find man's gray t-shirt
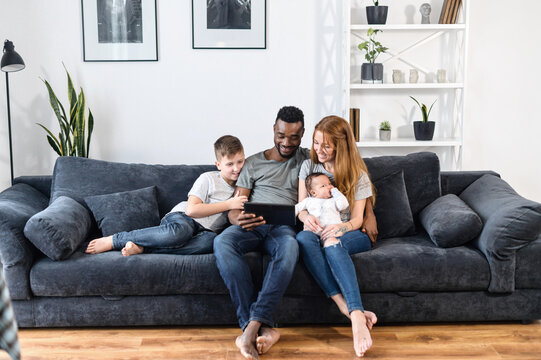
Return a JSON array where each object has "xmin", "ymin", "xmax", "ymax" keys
[
  {"xmin": 236, "ymin": 148, "xmax": 310, "ymax": 205},
  {"xmin": 170, "ymin": 171, "xmax": 235, "ymax": 232}
]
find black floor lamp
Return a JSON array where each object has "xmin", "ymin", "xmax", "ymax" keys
[{"xmin": 1, "ymin": 40, "xmax": 25, "ymax": 185}]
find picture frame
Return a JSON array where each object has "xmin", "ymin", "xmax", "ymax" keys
[
  {"xmin": 81, "ymin": 0, "xmax": 158, "ymax": 62},
  {"xmin": 192, "ymin": 0, "xmax": 266, "ymax": 49}
]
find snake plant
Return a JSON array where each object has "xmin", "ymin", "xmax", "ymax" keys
[
  {"xmin": 410, "ymin": 96, "xmax": 437, "ymax": 123},
  {"xmin": 38, "ymin": 65, "xmax": 94, "ymax": 157}
]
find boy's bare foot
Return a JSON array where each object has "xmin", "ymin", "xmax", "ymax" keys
[
  {"xmin": 235, "ymin": 333, "xmax": 259, "ymax": 360},
  {"xmin": 364, "ymin": 310, "xmax": 378, "ymax": 330},
  {"xmin": 351, "ymin": 310, "xmax": 373, "ymax": 357},
  {"xmin": 256, "ymin": 327, "xmax": 280, "ymax": 354},
  {"xmin": 121, "ymin": 241, "xmax": 144, "ymax": 256},
  {"xmin": 85, "ymin": 236, "xmax": 113, "ymax": 254}
]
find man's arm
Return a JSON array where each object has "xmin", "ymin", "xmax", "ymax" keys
[
  {"xmin": 362, "ymin": 199, "xmax": 378, "ymax": 244},
  {"xmin": 228, "ymin": 187, "xmax": 265, "ymax": 231}
]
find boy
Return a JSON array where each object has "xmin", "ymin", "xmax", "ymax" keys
[
  {"xmin": 85, "ymin": 135, "xmax": 247, "ymax": 256},
  {"xmin": 295, "ymin": 172, "xmax": 349, "ymax": 240}
]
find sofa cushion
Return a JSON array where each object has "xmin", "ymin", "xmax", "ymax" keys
[
  {"xmin": 372, "ymin": 170, "xmax": 415, "ymax": 239},
  {"xmin": 84, "ymin": 186, "xmax": 160, "ymax": 236},
  {"xmin": 364, "ymin": 152, "xmax": 441, "ymax": 217},
  {"xmin": 50, "ymin": 157, "xmax": 215, "ymax": 217},
  {"xmin": 460, "ymin": 174, "xmax": 541, "ymax": 293},
  {"xmin": 24, "ymin": 196, "xmax": 91, "ymax": 261},
  {"xmin": 29, "ymin": 251, "xmax": 263, "ymax": 297},
  {"xmin": 419, "ymin": 194, "xmax": 483, "ymax": 248},
  {"xmin": 285, "ymin": 233, "xmax": 491, "ymax": 296}
]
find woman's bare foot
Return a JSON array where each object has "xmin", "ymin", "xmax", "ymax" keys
[
  {"xmin": 351, "ymin": 310, "xmax": 373, "ymax": 357},
  {"xmin": 235, "ymin": 321, "xmax": 260, "ymax": 360},
  {"xmin": 364, "ymin": 310, "xmax": 378, "ymax": 330},
  {"xmin": 331, "ymin": 294, "xmax": 351, "ymax": 319},
  {"xmin": 121, "ymin": 241, "xmax": 144, "ymax": 256},
  {"xmin": 85, "ymin": 236, "xmax": 113, "ymax": 254},
  {"xmin": 256, "ymin": 326, "xmax": 280, "ymax": 354}
]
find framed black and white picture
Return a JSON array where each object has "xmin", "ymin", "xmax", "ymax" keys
[
  {"xmin": 81, "ymin": 0, "xmax": 158, "ymax": 61},
  {"xmin": 192, "ymin": 0, "xmax": 266, "ymax": 49}
]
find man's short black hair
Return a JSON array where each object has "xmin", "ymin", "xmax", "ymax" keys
[{"xmin": 276, "ymin": 106, "xmax": 304, "ymax": 127}]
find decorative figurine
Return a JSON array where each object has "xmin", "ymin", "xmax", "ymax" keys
[
  {"xmin": 420, "ymin": 3, "xmax": 431, "ymax": 24},
  {"xmin": 437, "ymin": 69, "xmax": 447, "ymax": 83},
  {"xmin": 392, "ymin": 70, "xmax": 403, "ymax": 84},
  {"xmin": 409, "ymin": 69, "xmax": 419, "ymax": 83}
]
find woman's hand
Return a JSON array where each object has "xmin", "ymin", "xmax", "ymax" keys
[
  {"xmin": 299, "ymin": 212, "xmax": 323, "ymax": 233},
  {"xmin": 321, "ymin": 223, "xmax": 349, "ymax": 241}
]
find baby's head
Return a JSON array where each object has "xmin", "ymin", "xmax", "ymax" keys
[{"xmin": 305, "ymin": 172, "xmax": 334, "ymax": 199}]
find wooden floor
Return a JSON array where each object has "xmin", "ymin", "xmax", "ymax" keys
[{"xmin": 4, "ymin": 321, "xmax": 541, "ymax": 360}]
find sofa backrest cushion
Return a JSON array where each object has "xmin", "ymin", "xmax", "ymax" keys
[
  {"xmin": 50, "ymin": 157, "xmax": 216, "ymax": 218},
  {"xmin": 365, "ymin": 152, "xmax": 441, "ymax": 217}
]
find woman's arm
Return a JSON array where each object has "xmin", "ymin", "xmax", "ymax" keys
[
  {"xmin": 185, "ymin": 192, "xmax": 247, "ymax": 219},
  {"xmin": 320, "ymin": 198, "xmax": 366, "ymax": 240},
  {"xmin": 297, "ymin": 178, "xmax": 322, "ymax": 232}
]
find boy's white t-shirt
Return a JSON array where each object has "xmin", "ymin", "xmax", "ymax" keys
[{"xmin": 170, "ymin": 171, "xmax": 235, "ymax": 233}]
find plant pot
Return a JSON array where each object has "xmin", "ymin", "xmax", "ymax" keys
[
  {"xmin": 413, "ymin": 121, "xmax": 435, "ymax": 141},
  {"xmin": 379, "ymin": 130, "xmax": 391, "ymax": 141},
  {"xmin": 361, "ymin": 63, "xmax": 383, "ymax": 83},
  {"xmin": 366, "ymin": 6, "xmax": 388, "ymax": 25}
]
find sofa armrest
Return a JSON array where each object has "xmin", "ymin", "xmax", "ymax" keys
[
  {"xmin": 0, "ymin": 183, "xmax": 49, "ymax": 299},
  {"xmin": 459, "ymin": 175, "xmax": 541, "ymax": 293},
  {"xmin": 440, "ymin": 171, "xmax": 500, "ymax": 196}
]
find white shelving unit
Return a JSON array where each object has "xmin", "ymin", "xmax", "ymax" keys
[{"xmin": 343, "ymin": 0, "xmax": 470, "ymax": 169}]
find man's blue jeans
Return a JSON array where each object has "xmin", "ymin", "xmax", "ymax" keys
[
  {"xmin": 213, "ymin": 224, "xmax": 299, "ymax": 330},
  {"xmin": 296, "ymin": 230, "xmax": 371, "ymax": 312},
  {"xmin": 112, "ymin": 212, "xmax": 215, "ymax": 255}
]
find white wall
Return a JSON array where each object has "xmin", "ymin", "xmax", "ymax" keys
[{"xmin": 1, "ymin": 0, "xmax": 540, "ymax": 202}]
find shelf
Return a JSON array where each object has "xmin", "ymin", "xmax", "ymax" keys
[
  {"xmin": 351, "ymin": 24, "xmax": 466, "ymax": 31},
  {"xmin": 356, "ymin": 138, "xmax": 462, "ymax": 148},
  {"xmin": 350, "ymin": 83, "xmax": 464, "ymax": 90}
]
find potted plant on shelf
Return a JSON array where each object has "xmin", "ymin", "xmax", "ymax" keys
[
  {"xmin": 366, "ymin": 0, "xmax": 388, "ymax": 25},
  {"xmin": 379, "ymin": 121, "xmax": 391, "ymax": 141},
  {"xmin": 358, "ymin": 28, "xmax": 388, "ymax": 83},
  {"xmin": 410, "ymin": 96, "xmax": 436, "ymax": 141}
]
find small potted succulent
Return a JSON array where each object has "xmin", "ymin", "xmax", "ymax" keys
[
  {"xmin": 358, "ymin": 28, "xmax": 388, "ymax": 83},
  {"xmin": 366, "ymin": 0, "xmax": 388, "ymax": 25},
  {"xmin": 379, "ymin": 121, "xmax": 391, "ymax": 141},
  {"xmin": 410, "ymin": 96, "xmax": 437, "ymax": 141}
]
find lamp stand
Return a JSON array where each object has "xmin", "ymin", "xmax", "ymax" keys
[{"xmin": 5, "ymin": 72, "xmax": 14, "ymax": 185}]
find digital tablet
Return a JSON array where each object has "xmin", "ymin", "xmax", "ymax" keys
[{"xmin": 243, "ymin": 202, "xmax": 296, "ymax": 226}]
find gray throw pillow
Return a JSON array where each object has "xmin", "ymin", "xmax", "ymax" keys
[
  {"xmin": 459, "ymin": 174, "xmax": 541, "ymax": 293},
  {"xmin": 84, "ymin": 186, "xmax": 160, "ymax": 236},
  {"xmin": 419, "ymin": 194, "xmax": 483, "ymax": 248},
  {"xmin": 24, "ymin": 196, "xmax": 91, "ymax": 261},
  {"xmin": 372, "ymin": 170, "xmax": 416, "ymax": 240}
]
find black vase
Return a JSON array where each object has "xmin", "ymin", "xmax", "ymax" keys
[
  {"xmin": 413, "ymin": 121, "xmax": 435, "ymax": 140},
  {"xmin": 361, "ymin": 63, "xmax": 383, "ymax": 83},
  {"xmin": 366, "ymin": 6, "xmax": 388, "ymax": 25}
]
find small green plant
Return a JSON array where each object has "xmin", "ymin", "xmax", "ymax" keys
[
  {"xmin": 410, "ymin": 96, "xmax": 437, "ymax": 123},
  {"xmin": 372, "ymin": 0, "xmax": 380, "ymax": 5},
  {"xmin": 38, "ymin": 65, "xmax": 94, "ymax": 157},
  {"xmin": 379, "ymin": 121, "xmax": 391, "ymax": 131},
  {"xmin": 358, "ymin": 28, "xmax": 388, "ymax": 63}
]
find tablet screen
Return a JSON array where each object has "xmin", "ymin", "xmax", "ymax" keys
[{"xmin": 243, "ymin": 202, "xmax": 296, "ymax": 226}]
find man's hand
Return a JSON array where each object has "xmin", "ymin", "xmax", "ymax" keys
[
  {"xmin": 361, "ymin": 211, "xmax": 378, "ymax": 244},
  {"xmin": 232, "ymin": 211, "xmax": 265, "ymax": 231}
]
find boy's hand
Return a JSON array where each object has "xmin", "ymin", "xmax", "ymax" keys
[
  {"xmin": 236, "ymin": 211, "xmax": 265, "ymax": 231},
  {"xmin": 227, "ymin": 194, "xmax": 248, "ymax": 210}
]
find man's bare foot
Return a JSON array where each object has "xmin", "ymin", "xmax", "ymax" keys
[
  {"xmin": 256, "ymin": 327, "xmax": 280, "ymax": 354},
  {"xmin": 351, "ymin": 310, "xmax": 373, "ymax": 357},
  {"xmin": 121, "ymin": 241, "xmax": 144, "ymax": 256},
  {"xmin": 85, "ymin": 236, "xmax": 113, "ymax": 254},
  {"xmin": 364, "ymin": 310, "xmax": 378, "ymax": 331},
  {"xmin": 235, "ymin": 333, "xmax": 259, "ymax": 360}
]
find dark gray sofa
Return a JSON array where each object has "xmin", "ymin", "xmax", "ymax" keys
[{"xmin": 1, "ymin": 152, "xmax": 541, "ymax": 328}]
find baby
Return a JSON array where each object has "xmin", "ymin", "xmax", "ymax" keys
[{"xmin": 295, "ymin": 172, "xmax": 349, "ymax": 236}]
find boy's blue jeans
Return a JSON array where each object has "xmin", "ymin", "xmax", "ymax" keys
[
  {"xmin": 112, "ymin": 212, "xmax": 215, "ymax": 255},
  {"xmin": 213, "ymin": 224, "xmax": 299, "ymax": 330},
  {"xmin": 296, "ymin": 229, "xmax": 371, "ymax": 313}
]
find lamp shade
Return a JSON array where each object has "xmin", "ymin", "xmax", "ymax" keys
[{"xmin": 1, "ymin": 40, "xmax": 25, "ymax": 73}]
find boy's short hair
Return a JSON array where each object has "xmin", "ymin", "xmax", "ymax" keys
[
  {"xmin": 276, "ymin": 106, "xmax": 304, "ymax": 127},
  {"xmin": 305, "ymin": 172, "xmax": 327, "ymax": 193},
  {"xmin": 214, "ymin": 135, "xmax": 244, "ymax": 160}
]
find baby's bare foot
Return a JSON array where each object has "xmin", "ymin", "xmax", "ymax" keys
[
  {"xmin": 85, "ymin": 236, "xmax": 113, "ymax": 254},
  {"xmin": 121, "ymin": 241, "xmax": 144, "ymax": 256},
  {"xmin": 256, "ymin": 327, "xmax": 280, "ymax": 354}
]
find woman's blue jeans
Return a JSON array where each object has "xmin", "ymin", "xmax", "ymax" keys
[
  {"xmin": 296, "ymin": 229, "xmax": 371, "ymax": 313},
  {"xmin": 112, "ymin": 212, "xmax": 215, "ymax": 255}
]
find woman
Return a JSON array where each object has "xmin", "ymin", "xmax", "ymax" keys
[{"xmin": 296, "ymin": 116, "xmax": 378, "ymax": 357}]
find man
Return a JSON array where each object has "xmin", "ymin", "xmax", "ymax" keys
[{"xmin": 213, "ymin": 106, "xmax": 309, "ymax": 360}]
